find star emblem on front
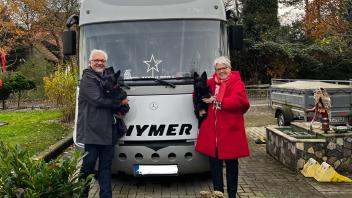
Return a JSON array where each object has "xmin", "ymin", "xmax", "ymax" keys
[{"xmin": 144, "ymin": 54, "xmax": 162, "ymax": 77}]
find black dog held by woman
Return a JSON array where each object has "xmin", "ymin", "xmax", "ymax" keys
[
  {"xmin": 102, "ymin": 67, "xmax": 130, "ymax": 143},
  {"xmin": 193, "ymin": 71, "xmax": 211, "ymax": 127}
]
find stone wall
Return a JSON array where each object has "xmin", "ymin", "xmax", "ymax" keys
[
  {"xmin": 266, "ymin": 126, "xmax": 352, "ymax": 173},
  {"xmin": 324, "ymin": 136, "xmax": 352, "ymax": 172}
]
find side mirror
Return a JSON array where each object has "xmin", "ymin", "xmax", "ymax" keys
[
  {"xmin": 229, "ymin": 25, "xmax": 243, "ymax": 50},
  {"xmin": 63, "ymin": 30, "xmax": 76, "ymax": 56}
]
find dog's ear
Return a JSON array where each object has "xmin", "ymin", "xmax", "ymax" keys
[
  {"xmin": 201, "ymin": 71, "xmax": 207, "ymax": 80},
  {"xmin": 193, "ymin": 72, "xmax": 199, "ymax": 80},
  {"xmin": 106, "ymin": 67, "xmax": 114, "ymax": 74},
  {"xmin": 114, "ymin": 70, "xmax": 121, "ymax": 79}
]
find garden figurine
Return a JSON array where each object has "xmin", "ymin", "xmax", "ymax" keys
[{"xmin": 306, "ymin": 87, "xmax": 331, "ymax": 133}]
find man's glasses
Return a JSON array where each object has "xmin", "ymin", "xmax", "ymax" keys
[
  {"xmin": 215, "ymin": 66, "xmax": 229, "ymax": 72},
  {"xmin": 92, "ymin": 59, "xmax": 106, "ymax": 63}
]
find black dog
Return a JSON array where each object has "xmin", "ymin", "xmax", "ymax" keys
[
  {"xmin": 193, "ymin": 71, "xmax": 211, "ymax": 127},
  {"xmin": 102, "ymin": 67, "xmax": 130, "ymax": 141},
  {"xmin": 102, "ymin": 68, "xmax": 126, "ymax": 102}
]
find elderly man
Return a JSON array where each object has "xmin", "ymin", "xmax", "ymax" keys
[
  {"xmin": 195, "ymin": 56, "xmax": 250, "ymax": 198},
  {"xmin": 77, "ymin": 49, "xmax": 126, "ymax": 198}
]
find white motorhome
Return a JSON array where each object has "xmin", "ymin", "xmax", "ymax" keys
[{"xmin": 64, "ymin": 0, "xmax": 243, "ymax": 176}]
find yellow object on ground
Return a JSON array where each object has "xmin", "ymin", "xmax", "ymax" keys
[
  {"xmin": 314, "ymin": 162, "xmax": 352, "ymax": 182},
  {"xmin": 301, "ymin": 158, "xmax": 320, "ymax": 177},
  {"xmin": 255, "ymin": 137, "xmax": 266, "ymax": 144}
]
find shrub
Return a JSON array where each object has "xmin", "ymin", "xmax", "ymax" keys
[
  {"xmin": 8, "ymin": 73, "xmax": 36, "ymax": 108},
  {"xmin": 43, "ymin": 65, "xmax": 78, "ymax": 122},
  {"xmin": 0, "ymin": 142, "xmax": 90, "ymax": 197},
  {"xmin": 0, "ymin": 72, "xmax": 36, "ymax": 109},
  {"xmin": 17, "ymin": 57, "xmax": 54, "ymax": 100}
]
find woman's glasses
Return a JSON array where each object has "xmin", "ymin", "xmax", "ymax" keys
[{"xmin": 215, "ymin": 66, "xmax": 229, "ymax": 72}]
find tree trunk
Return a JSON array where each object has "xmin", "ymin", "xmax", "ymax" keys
[
  {"xmin": 17, "ymin": 91, "xmax": 21, "ymax": 108},
  {"xmin": 2, "ymin": 99, "xmax": 5, "ymax": 110}
]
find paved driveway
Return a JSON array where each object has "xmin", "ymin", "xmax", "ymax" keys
[{"xmin": 88, "ymin": 127, "xmax": 352, "ymax": 198}]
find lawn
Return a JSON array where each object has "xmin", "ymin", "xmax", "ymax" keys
[
  {"xmin": 245, "ymin": 106, "xmax": 277, "ymax": 127},
  {"xmin": 0, "ymin": 110, "xmax": 72, "ymax": 155}
]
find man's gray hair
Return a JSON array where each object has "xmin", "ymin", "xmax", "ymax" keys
[
  {"xmin": 89, "ymin": 49, "xmax": 108, "ymax": 61},
  {"xmin": 214, "ymin": 56, "xmax": 231, "ymax": 68}
]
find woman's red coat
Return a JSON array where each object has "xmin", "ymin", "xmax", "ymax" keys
[{"xmin": 195, "ymin": 71, "xmax": 250, "ymax": 159}]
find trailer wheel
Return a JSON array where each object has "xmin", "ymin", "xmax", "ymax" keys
[{"xmin": 277, "ymin": 112, "xmax": 290, "ymax": 126}]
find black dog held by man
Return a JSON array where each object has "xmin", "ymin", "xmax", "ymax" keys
[
  {"xmin": 102, "ymin": 67, "xmax": 130, "ymax": 143},
  {"xmin": 193, "ymin": 71, "xmax": 211, "ymax": 127}
]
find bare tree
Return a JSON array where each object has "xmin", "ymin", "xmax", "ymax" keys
[{"xmin": 39, "ymin": 0, "xmax": 80, "ymax": 61}]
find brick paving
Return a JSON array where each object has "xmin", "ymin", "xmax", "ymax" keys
[{"xmin": 88, "ymin": 127, "xmax": 352, "ymax": 198}]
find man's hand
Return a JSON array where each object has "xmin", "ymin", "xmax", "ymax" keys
[
  {"xmin": 202, "ymin": 96, "xmax": 215, "ymax": 104},
  {"xmin": 115, "ymin": 112, "xmax": 124, "ymax": 119},
  {"xmin": 119, "ymin": 104, "xmax": 130, "ymax": 114},
  {"xmin": 121, "ymin": 98, "xmax": 129, "ymax": 105}
]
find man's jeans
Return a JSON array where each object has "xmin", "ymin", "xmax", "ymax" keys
[
  {"xmin": 80, "ymin": 144, "xmax": 114, "ymax": 198},
  {"xmin": 209, "ymin": 155, "xmax": 239, "ymax": 198}
]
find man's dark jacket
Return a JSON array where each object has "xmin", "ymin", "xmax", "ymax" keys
[{"xmin": 77, "ymin": 67, "xmax": 120, "ymax": 145}]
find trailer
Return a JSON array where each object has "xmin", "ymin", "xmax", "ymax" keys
[
  {"xmin": 64, "ymin": 0, "xmax": 243, "ymax": 176},
  {"xmin": 270, "ymin": 80, "xmax": 352, "ymax": 126}
]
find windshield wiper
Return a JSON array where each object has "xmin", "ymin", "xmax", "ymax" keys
[
  {"xmin": 151, "ymin": 78, "xmax": 176, "ymax": 88},
  {"xmin": 123, "ymin": 77, "xmax": 176, "ymax": 88},
  {"xmin": 168, "ymin": 76, "xmax": 193, "ymax": 81}
]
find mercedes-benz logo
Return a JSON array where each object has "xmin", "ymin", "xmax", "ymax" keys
[{"xmin": 149, "ymin": 102, "xmax": 158, "ymax": 110}]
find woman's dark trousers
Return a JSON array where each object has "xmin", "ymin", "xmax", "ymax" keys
[
  {"xmin": 80, "ymin": 144, "xmax": 114, "ymax": 198},
  {"xmin": 209, "ymin": 154, "xmax": 239, "ymax": 198}
]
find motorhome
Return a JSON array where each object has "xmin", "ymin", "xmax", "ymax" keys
[{"xmin": 64, "ymin": 0, "xmax": 243, "ymax": 175}]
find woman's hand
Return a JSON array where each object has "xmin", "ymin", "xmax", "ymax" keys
[
  {"xmin": 202, "ymin": 96, "xmax": 215, "ymax": 104},
  {"xmin": 199, "ymin": 109, "xmax": 207, "ymax": 117}
]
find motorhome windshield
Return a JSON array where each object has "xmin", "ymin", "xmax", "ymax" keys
[{"xmin": 79, "ymin": 20, "xmax": 227, "ymax": 82}]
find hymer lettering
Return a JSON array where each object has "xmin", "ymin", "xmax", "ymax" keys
[{"xmin": 125, "ymin": 124, "xmax": 192, "ymax": 136}]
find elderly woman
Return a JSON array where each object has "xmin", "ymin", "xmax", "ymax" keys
[{"xmin": 195, "ymin": 56, "xmax": 250, "ymax": 198}]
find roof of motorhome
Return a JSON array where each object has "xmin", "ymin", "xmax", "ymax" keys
[
  {"xmin": 271, "ymin": 81, "xmax": 352, "ymax": 90},
  {"xmin": 79, "ymin": 0, "xmax": 226, "ymax": 25}
]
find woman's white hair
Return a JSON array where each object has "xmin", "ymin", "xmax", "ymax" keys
[
  {"xmin": 214, "ymin": 56, "xmax": 231, "ymax": 68},
  {"xmin": 89, "ymin": 49, "xmax": 108, "ymax": 61}
]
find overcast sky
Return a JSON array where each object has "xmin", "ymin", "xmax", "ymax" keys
[{"xmin": 278, "ymin": 1, "xmax": 306, "ymax": 25}]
